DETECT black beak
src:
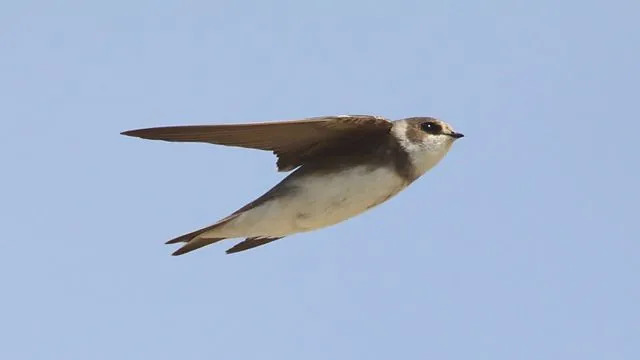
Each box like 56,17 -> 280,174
450,132 -> 464,139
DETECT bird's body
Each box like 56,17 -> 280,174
214,163 -> 407,238
122,115 -> 463,255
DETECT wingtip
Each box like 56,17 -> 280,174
120,129 -> 140,137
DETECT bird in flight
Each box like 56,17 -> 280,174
121,115 -> 464,255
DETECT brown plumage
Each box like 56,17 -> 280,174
121,115 -> 392,171
225,237 -> 283,254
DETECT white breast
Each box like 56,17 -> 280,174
290,166 -> 407,231
219,165 -> 407,238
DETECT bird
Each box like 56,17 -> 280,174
121,115 -> 464,256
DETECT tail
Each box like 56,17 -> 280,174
166,191 -> 283,255
166,225 -> 286,256
166,217 -> 235,256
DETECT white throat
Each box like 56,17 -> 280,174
391,120 -> 453,177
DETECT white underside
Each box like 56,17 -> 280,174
201,166 -> 408,238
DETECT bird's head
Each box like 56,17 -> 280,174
392,117 -> 464,176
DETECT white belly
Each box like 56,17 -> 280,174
216,166 -> 407,238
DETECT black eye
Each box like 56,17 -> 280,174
420,122 -> 442,134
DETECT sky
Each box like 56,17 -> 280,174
1,1 -> 638,359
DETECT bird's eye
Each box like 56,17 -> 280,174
420,122 -> 442,134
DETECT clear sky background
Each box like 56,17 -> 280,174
1,1 -> 638,359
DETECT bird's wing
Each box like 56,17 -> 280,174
121,115 -> 393,171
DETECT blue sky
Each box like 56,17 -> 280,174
1,1 -> 638,359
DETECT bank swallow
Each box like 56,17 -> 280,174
122,115 -> 464,255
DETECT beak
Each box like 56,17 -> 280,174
450,132 -> 464,139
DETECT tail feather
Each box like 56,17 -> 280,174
172,236 -> 226,256
225,237 -> 283,254
166,215 -> 239,255
165,225 -> 218,244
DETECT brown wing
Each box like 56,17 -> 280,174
121,115 -> 392,171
